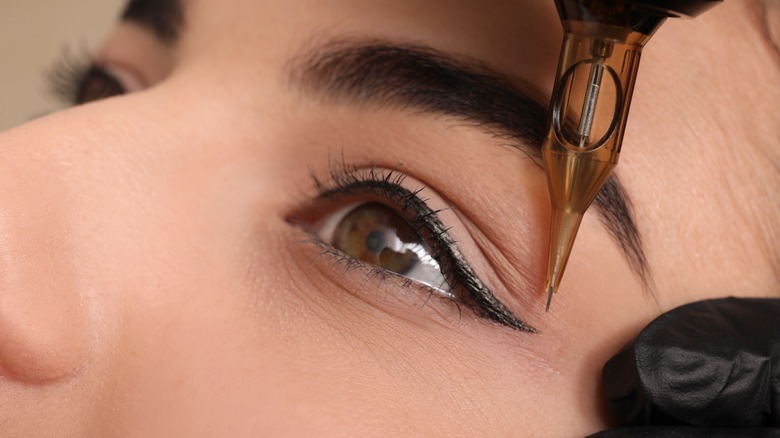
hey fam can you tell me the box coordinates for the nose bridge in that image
[0,133,91,384]
[0,99,176,385]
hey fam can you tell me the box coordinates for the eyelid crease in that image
[292,159,536,333]
[100,63,147,93]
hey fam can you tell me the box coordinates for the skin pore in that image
[0,0,778,436]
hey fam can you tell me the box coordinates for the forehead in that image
[120,0,563,92]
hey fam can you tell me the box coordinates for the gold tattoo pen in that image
[543,0,721,310]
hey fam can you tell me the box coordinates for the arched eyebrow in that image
[120,0,184,43]
[289,40,651,287]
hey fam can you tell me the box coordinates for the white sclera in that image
[315,202,453,298]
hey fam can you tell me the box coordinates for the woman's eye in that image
[75,67,126,104]
[295,164,535,332]
[50,52,129,106]
[317,202,453,297]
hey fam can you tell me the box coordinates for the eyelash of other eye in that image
[304,162,536,333]
[47,48,119,106]
[48,48,92,105]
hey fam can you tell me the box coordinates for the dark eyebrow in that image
[290,41,651,286]
[121,0,184,43]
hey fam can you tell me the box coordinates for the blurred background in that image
[1,0,125,130]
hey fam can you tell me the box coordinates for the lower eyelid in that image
[290,228,472,327]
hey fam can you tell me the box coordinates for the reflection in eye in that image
[319,202,452,297]
[295,163,536,333]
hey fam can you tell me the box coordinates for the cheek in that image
[265,228,599,435]
[526,217,660,429]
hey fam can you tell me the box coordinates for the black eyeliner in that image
[311,163,536,333]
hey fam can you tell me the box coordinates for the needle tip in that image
[545,284,555,312]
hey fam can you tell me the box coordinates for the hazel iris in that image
[331,203,420,275]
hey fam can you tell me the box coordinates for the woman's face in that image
[1,0,777,435]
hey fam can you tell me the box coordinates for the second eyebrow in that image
[121,0,184,43]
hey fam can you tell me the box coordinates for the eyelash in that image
[48,48,123,106]
[300,162,535,333]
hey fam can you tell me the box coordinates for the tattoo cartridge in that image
[543,0,721,310]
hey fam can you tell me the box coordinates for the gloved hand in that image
[588,297,780,437]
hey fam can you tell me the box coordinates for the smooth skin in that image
[0,1,777,436]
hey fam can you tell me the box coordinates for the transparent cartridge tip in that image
[542,0,668,310]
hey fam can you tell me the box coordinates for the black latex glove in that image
[588,297,780,437]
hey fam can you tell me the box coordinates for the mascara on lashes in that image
[49,49,125,106]
[309,165,537,333]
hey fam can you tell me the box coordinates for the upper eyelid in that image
[312,201,364,241]
[99,63,148,92]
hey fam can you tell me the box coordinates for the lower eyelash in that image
[302,232,453,302]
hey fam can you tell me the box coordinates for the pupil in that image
[365,230,387,253]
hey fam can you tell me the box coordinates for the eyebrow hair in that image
[289,41,651,286]
[121,0,184,43]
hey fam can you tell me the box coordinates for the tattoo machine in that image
[543,0,721,310]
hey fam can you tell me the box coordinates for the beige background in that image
[1,0,126,130]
